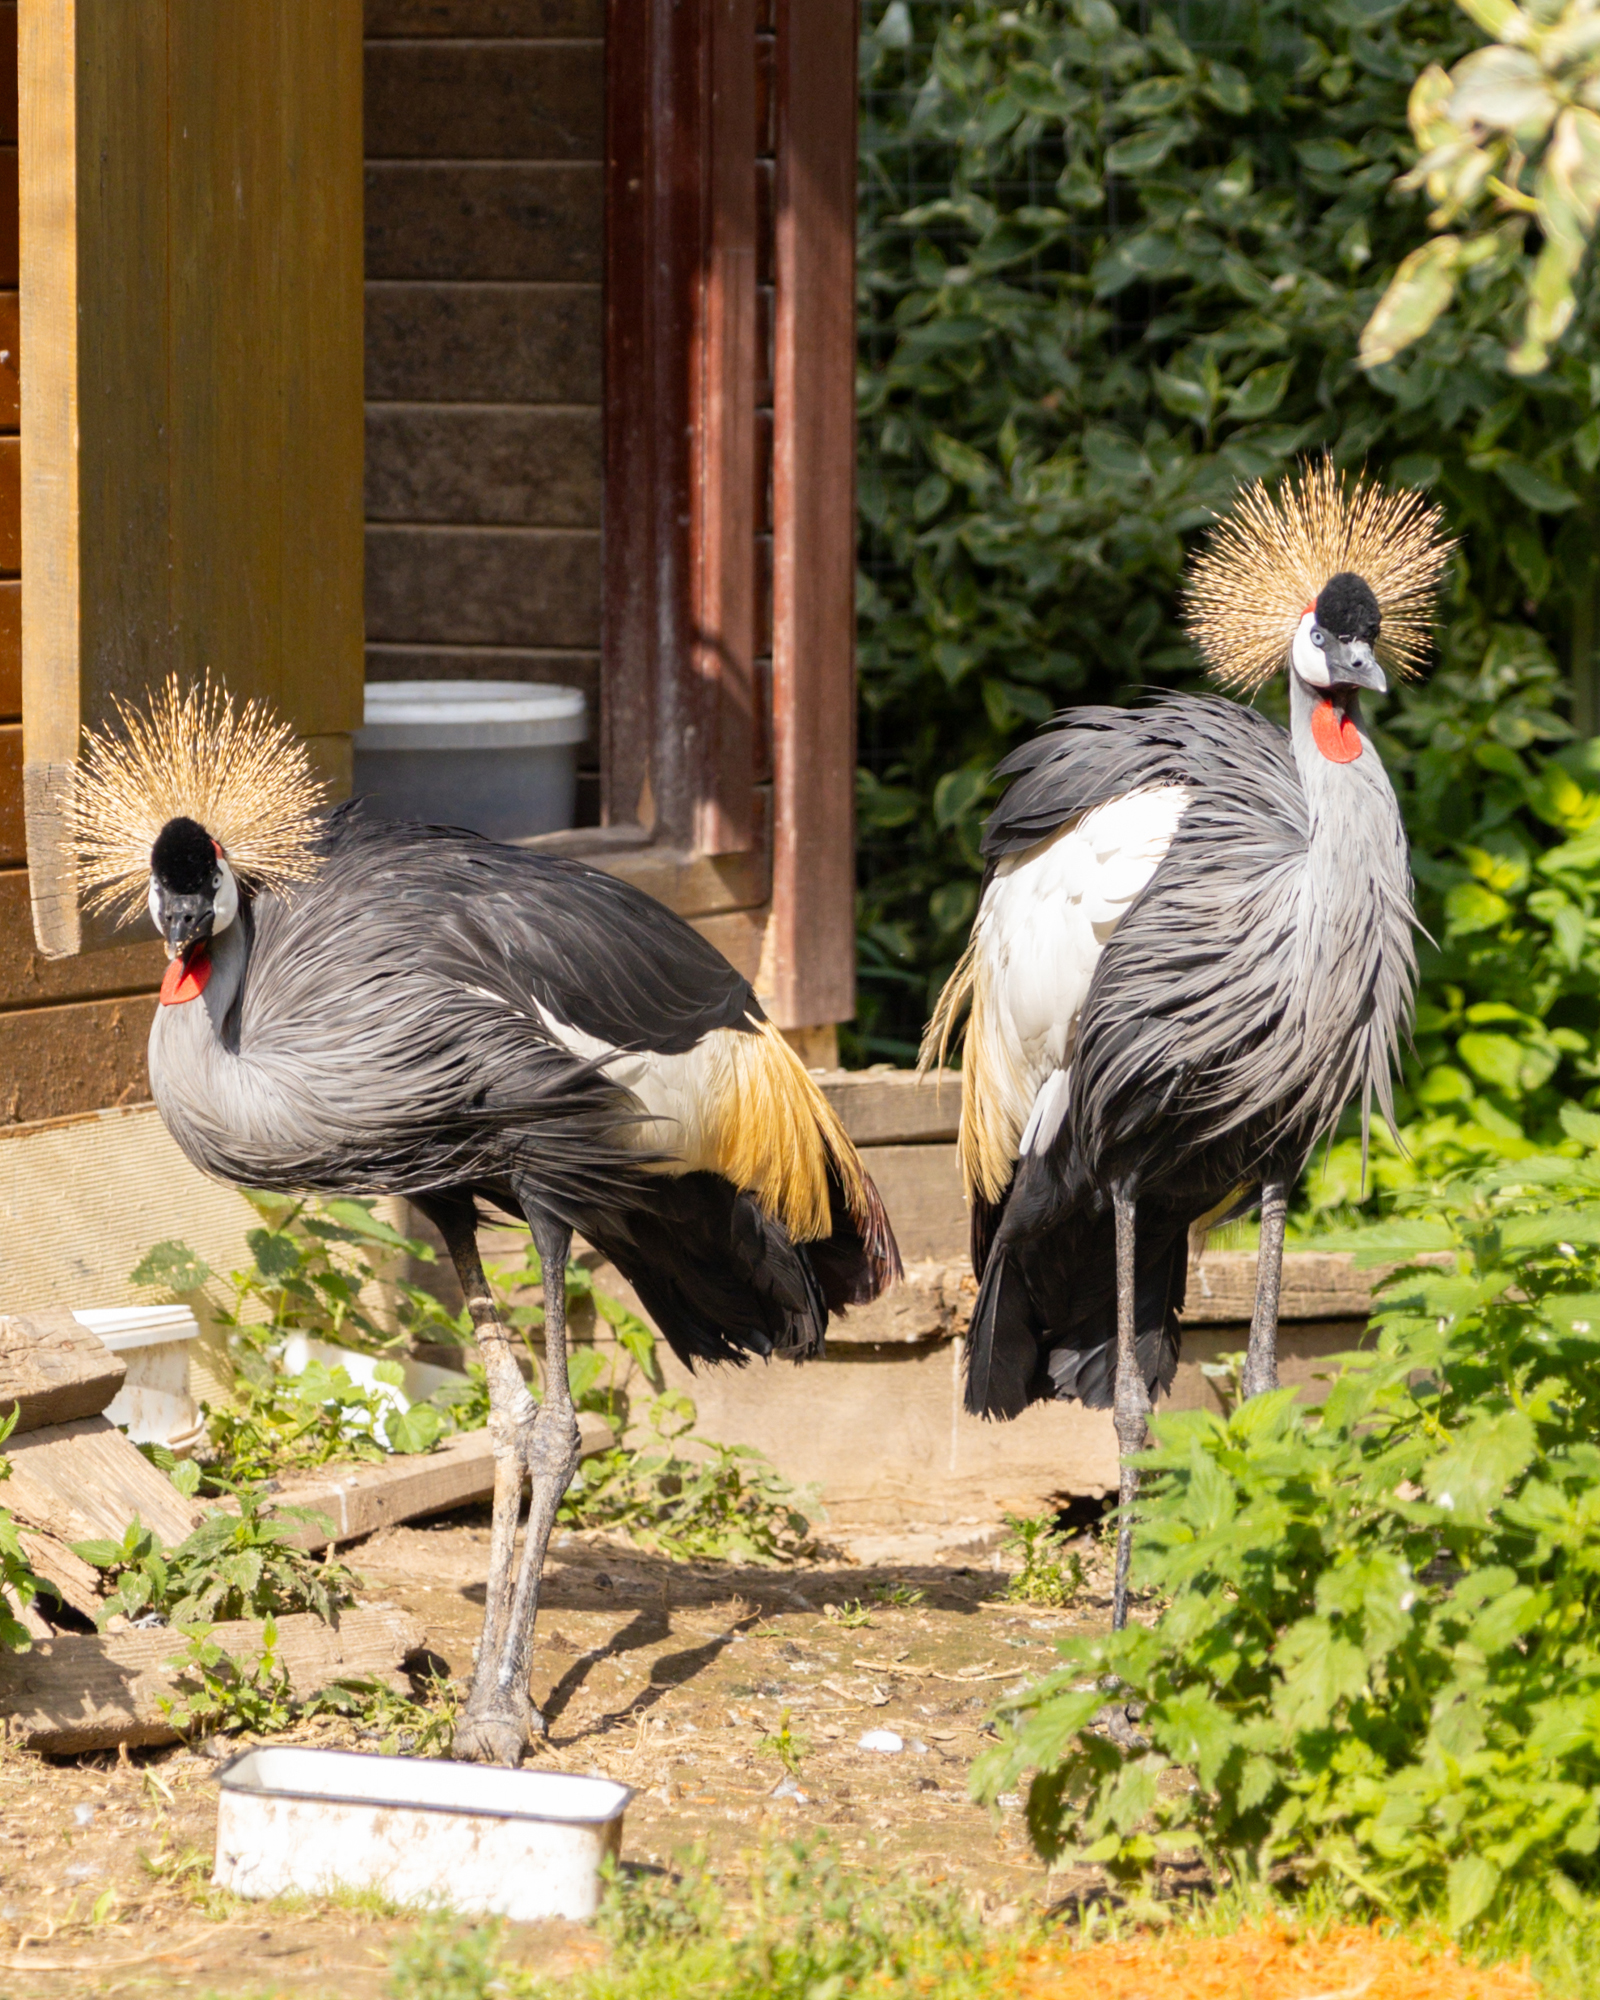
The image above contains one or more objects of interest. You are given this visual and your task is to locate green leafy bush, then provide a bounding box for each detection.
[975,1117,1600,1933]
[855,0,1600,1088]
[73,1484,357,1628]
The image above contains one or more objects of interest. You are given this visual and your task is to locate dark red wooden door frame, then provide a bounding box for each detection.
[604,0,857,1029]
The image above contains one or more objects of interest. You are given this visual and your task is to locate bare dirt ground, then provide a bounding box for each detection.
[0,1506,1114,1999]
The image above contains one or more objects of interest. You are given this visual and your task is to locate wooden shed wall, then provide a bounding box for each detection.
[363,0,607,822]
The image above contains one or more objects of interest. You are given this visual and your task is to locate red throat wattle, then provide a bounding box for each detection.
[160,947,212,1006]
[1311,699,1362,764]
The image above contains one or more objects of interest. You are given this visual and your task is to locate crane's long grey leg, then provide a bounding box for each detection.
[473,1203,579,1753]
[1110,1187,1148,1633]
[421,1198,540,1764]
[1241,1173,1288,1401]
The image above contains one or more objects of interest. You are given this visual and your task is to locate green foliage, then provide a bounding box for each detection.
[312,1666,461,1758]
[133,1189,458,1357]
[975,1134,1600,1933]
[854,0,1600,1076]
[197,1359,448,1488]
[1300,645,1600,1218]
[72,1484,357,1628]
[385,1839,999,2000]
[1002,1510,1084,1607]
[0,1406,45,1650]
[563,1391,820,1566]
[757,1709,810,1780]
[823,1597,875,1628]
[159,1616,301,1740]
[1364,0,1600,374]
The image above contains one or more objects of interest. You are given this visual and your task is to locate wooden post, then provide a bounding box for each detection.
[770,0,857,1030]
[19,0,364,958]
[604,0,756,855]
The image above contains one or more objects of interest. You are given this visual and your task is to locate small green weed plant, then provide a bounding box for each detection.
[0,1407,46,1649]
[976,1112,1600,1936]
[757,1709,810,1781]
[1002,1512,1084,1609]
[159,1616,302,1740]
[73,1484,356,1628]
[562,1390,820,1566]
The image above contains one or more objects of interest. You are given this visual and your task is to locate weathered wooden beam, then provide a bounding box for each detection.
[0,1308,123,1434]
[3,1415,203,1549]
[264,1414,615,1550]
[0,1604,426,1754]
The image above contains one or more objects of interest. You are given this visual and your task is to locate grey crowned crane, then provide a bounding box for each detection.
[921,463,1451,1627]
[67,678,900,1764]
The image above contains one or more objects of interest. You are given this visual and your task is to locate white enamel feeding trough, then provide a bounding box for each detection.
[213,1747,631,1920]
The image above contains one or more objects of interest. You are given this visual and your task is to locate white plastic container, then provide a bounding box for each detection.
[353,680,586,842]
[72,1305,202,1450]
[213,1747,630,1919]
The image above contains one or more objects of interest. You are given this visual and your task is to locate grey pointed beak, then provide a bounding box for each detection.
[159,893,216,955]
[1326,637,1386,693]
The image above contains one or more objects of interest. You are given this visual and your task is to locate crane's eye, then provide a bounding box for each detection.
[1311,628,1326,648]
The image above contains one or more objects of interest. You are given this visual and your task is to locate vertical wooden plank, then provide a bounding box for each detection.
[603,0,755,853]
[602,0,663,833]
[690,0,756,856]
[770,0,857,1028]
[276,4,364,729]
[22,0,364,957]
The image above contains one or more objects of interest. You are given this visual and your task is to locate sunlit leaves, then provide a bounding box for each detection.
[974,1153,1600,1930]
[1364,2,1600,373]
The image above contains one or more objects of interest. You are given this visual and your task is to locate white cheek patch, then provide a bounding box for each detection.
[1291,609,1331,686]
[148,880,164,934]
[212,857,240,935]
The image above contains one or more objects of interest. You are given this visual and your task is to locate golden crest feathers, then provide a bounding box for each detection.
[1183,459,1454,693]
[65,674,329,924]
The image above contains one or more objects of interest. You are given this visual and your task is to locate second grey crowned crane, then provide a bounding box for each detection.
[67,679,900,1765]
[922,463,1451,1626]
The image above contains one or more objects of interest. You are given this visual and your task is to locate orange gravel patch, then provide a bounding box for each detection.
[1007,1921,1540,2000]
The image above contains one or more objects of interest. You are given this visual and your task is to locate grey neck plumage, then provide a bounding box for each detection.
[1281,667,1415,1153]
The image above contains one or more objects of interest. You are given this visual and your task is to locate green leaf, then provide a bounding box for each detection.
[1447,1853,1502,1933]
[384,1404,446,1455]
[933,766,987,828]
[1457,1031,1530,1092]
[1226,361,1293,421]
[130,1241,213,1295]
[1444,881,1512,934]
[1494,459,1581,513]
[1360,236,1460,369]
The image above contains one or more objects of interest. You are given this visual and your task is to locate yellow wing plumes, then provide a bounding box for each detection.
[65,674,329,924]
[1184,459,1454,693]
[705,1019,873,1245]
[919,941,1023,1207]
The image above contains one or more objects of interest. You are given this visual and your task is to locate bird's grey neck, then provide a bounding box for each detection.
[1285,670,1393,838]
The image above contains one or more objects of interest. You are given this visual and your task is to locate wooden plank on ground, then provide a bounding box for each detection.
[3,1415,204,1549]
[0,1604,426,1754]
[266,1412,615,1550]
[0,1307,124,1432]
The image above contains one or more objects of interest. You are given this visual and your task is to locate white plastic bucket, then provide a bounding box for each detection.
[213,1747,631,1919]
[353,680,586,843]
[73,1305,202,1449]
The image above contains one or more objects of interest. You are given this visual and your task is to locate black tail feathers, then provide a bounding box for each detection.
[584,1159,902,1371]
[964,1182,1189,1420]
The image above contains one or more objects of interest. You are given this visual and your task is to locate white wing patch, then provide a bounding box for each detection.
[964,784,1190,1190]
